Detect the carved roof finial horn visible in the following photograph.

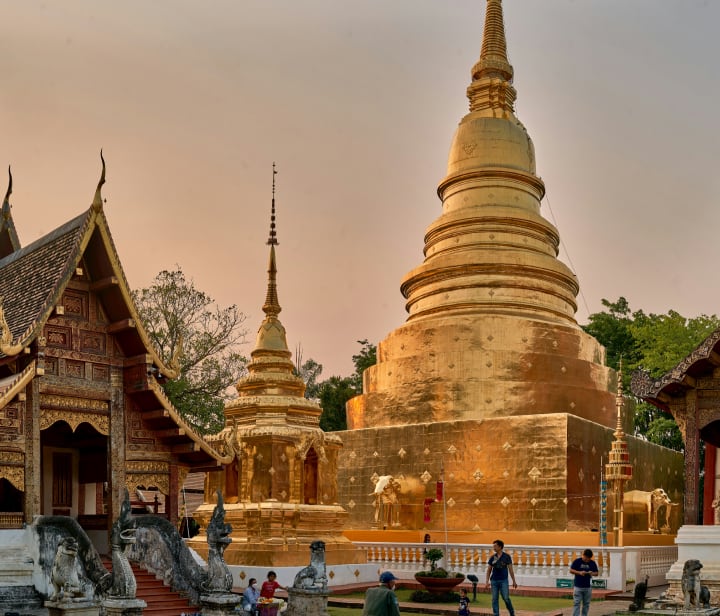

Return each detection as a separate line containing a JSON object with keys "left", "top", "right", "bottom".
{"left": 92, "top": 150, "right": 106, "bottom": 212}
{"left": 0, "top": 295, "right": 23, "bottom": 356}
{"left": 2, "top": 166, "right": 12, "bottom": 220}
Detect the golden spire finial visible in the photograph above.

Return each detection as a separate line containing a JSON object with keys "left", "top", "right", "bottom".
{"left": 615, "top": 357, "right": 625, "bottom": 438}
{"left": 91, "top": 150, "right": 106, "bottom": 212}
{"left": 2, "top": 166, "right": 12, "bottom": 221}
{"left": 468, "top": 0, "right": 517, "bottom": 114}
{"left": 262, "top": 163, "right": 281, "bottom": 319}
{"left": 268, "top": 162, "right": 278, "bottom": 247}
{"left": 474, "top": 0, "right": 513, "bottom": 81}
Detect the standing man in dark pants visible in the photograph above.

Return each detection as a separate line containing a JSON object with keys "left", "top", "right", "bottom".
{"left": 485, "top": 539, "right": 517, "bottom": 616}
{"left": 570, "top": 549, "right": 599, "bottom": 616}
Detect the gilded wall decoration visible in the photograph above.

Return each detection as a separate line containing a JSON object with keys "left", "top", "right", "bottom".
{"left": 40, "top": 409, "right": 109, "bottom": 435}
{"left": 126, "top": 474, "right": 169, "bottom": 494}
{"left": 0, "top": 464, "right": 24, "bottom": 491}
{"left": 0, "top": 403, "right": 22, "bottom": 441}
{"left": 41, "top": 395, "right": 109, "bottom": 412}
{"left": 126, "top": 460, "right": 171, "bottom": 494}
{"left": 126, "top": 460, "right": 169, "bottom": 474}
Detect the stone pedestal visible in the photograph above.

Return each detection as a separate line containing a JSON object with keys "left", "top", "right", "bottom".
{"left": 102, "top": 597, "right": 146, "bottom": 616}
{"left": 285, "top": 588, "right": 329, "bottom": 616}
{"left": 46, "top": 599, "right": 100, "bottom": 616}
{"left": 666, "top": 525, "right": 720, "bottom": 605}
{"left": 199, "top": 592, "right": 242, "bottom": 616}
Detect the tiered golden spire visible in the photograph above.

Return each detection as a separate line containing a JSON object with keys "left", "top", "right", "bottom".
{"left": 605, "top": 361, "right": 633, "bottom": 546}
{"left": 262, "top": 162, "right": 281, "bottom": 320}
{"left": 605, "top": 361, "right": 633, "bottom": 481}
{"left": 468, "top": 0, "right": 517, "bottom": 115}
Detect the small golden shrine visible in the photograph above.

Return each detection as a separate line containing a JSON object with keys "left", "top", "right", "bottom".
{"left": 188, "top": 171, "right": 362, "bottom": 566}
{"left": 605, "top": 365, "right": 633, "bottom": 545}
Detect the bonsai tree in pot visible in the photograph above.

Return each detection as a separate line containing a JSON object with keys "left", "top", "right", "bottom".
{"left": 415, "top": 548, "right": 465, "bottom": 594}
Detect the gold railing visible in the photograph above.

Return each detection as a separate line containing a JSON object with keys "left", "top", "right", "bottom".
{"left": 0, "top": 512, "right": 23, "bottom": 528}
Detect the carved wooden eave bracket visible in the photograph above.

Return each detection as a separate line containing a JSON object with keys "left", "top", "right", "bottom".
{"left": 0, "top": 360, "right": 36, "bottom": 410}
{"left": 631, "top": 327, "right": 720, "bottom": 405}
{"left": 147, "top": 376, "right": 232, "bottom": 465}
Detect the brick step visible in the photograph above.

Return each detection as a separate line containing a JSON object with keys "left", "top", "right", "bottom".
{"left": 100, "top": 557, "right": 197, "bottom": 615}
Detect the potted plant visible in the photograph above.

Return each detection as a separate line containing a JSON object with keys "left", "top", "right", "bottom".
{"left": 414, "top": 548, "right": 465, "bottom": 594}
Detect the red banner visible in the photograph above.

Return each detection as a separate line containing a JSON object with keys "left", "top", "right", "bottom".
{"left": 424, "top": 498, "right": 434, "bottom": 522}
{"left": 436, "top": 481, "right": 444, "bottom": 502}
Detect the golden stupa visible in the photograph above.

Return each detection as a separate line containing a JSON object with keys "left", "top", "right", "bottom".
{"left": 337, "top": 0, "right": 683, "bottom": 534}
{"left": 189, "top": 174, "right": 363, "bottom": 566}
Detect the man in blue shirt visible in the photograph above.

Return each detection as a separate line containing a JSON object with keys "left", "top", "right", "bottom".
{"left": 484, "top": 539, "right": 517, "bottom": 616}
{"left": 570, "top": 549, "right": 599, "bottom": 616}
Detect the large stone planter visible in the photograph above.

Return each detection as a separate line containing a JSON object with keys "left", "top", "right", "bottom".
{"left": 414, "top": 574, "right": 464, "bottom": 594}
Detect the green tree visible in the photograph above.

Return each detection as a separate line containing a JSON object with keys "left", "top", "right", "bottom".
{"left": 315, "top": 339, "right": 378, "bottom": 431}
{"left": 583, "top": 298, "right": 720, "bottom": 451}
{"left": 351, "top": 339, "right": 377, "bottom": 392}
{"left": 294, "top": 346, "right": 323, "bottom": 400}
{"left": 133, "top": 266, "right": 248, "bottom": 435}
{"left": 318, "top": 375, "right": 355, "bottom": 431}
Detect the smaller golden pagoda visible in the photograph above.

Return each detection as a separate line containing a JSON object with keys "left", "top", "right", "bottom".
{"left": 188, "top": 169, "right": 362, "bottom": 566}
{"left": 605, "top": 363, "right": 633, "bottom": 546}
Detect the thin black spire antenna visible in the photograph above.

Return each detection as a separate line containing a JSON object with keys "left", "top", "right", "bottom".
{"left": 268, "top": 162, "right": 278, "bottom": 246}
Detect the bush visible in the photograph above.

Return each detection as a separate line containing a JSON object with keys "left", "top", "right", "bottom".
{"left": 410, "top": 590, "right": 461, "bottom": 603}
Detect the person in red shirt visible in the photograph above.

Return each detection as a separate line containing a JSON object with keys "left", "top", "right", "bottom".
{"left": 260, "top": 571, "right": 285, "bottom": 599}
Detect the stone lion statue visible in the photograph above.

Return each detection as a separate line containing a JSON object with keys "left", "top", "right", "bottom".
{"left": 49, "top": 536, "right": 83, "bottom": 602}
{"left": 292, "top": 541, "right": 327, "bottom": 592}
{"left": 682, "top": 559, "right": 711, "bottom": 609}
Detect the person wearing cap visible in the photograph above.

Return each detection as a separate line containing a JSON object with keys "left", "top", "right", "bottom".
{"left": 362, "top": 571, "right": 400, "bottom": 616}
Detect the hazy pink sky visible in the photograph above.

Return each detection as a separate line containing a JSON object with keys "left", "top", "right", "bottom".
{"left": 1, "top": 1, "right": 718, "bottom": 377}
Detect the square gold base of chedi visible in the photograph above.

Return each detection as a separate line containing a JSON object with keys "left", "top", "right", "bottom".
{"left": 336, "top": 414, "right": 684, "bottom": 533}
{"left": 187, "top": 502, "right": 366, "bottom": 567}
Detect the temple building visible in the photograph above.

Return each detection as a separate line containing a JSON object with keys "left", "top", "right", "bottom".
{"left": 632, "top": 331, "right": 720, "bottom": 526}
{"left": 188, "top": 178, "right": 362, "bottom": 567}
{"left": 337, "top": 0, "right": 683, "bottom": 534}
{"left": 0, "top": 161, "right": 228, "bottom": 550}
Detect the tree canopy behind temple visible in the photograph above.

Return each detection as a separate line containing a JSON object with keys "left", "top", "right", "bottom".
{"left": 583, "top": 297, "right": 720, "bottom": 451}
{"left": 296, "top": 339, "right": 377, "bottom": 432}
{"left": 133, "top": 266, "right": 248, "bottom": 434}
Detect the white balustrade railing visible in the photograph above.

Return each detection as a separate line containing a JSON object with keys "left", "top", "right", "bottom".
{"left": 354, "top": 541, "right": 678, "bottom": 591}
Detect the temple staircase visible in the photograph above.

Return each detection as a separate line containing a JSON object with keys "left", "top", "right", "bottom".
{"left": 0, "top": 529, "right": 43, "bottom": 612}
{"left": 103, "top": 558, "right": 199, "bottom": 616}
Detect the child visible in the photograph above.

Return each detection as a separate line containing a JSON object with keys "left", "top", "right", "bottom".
{"left": 260, "top": 571, "right": 285, "bottom": 599}
{"left": 458, "top": 588, "right": 470, "bottom": 616}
